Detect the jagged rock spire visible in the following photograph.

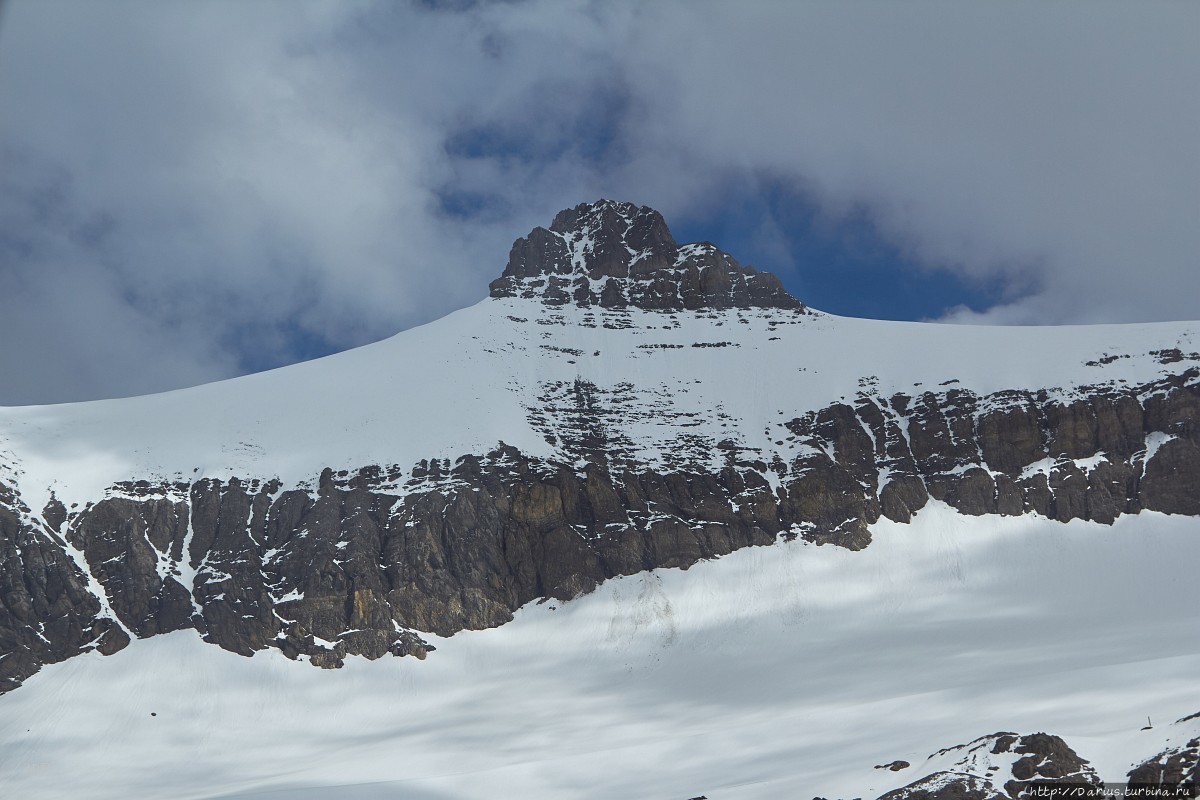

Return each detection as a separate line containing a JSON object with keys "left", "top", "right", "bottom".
{"left": 489, "top": 199, "right": 804, "bottom": 311}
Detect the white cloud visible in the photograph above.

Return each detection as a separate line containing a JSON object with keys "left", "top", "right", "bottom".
{"left": 609, "top": 0, "right": 1200, "bottom": 323}
{"left": 0, "top": 0, "right": 1196, "bottom": 402}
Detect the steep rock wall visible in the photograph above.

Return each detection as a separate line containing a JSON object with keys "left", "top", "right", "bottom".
{"left": 1, "top": 368, "right": 1195, "bottom": 691}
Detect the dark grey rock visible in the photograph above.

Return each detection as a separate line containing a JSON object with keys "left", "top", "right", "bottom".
{"left": 489, "top": 200, "right": 807, "bottom": 313}
{"left": 877, "top": 731, "right": 1101, "bottom": 800}
{"left": 0, "top": 480, "right": 127, "bottom": 694}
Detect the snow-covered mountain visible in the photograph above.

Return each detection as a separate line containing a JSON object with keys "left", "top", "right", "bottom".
{"left": 1, "top": 200, "right": 1197, "bottom": 798}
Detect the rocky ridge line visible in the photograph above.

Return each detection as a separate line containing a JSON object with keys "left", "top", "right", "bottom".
{"left": 864, "top": 715, "right": 1200, "bottom": 799}
{"left": 874, "top": 731, "right": 1103, "bottom": 799}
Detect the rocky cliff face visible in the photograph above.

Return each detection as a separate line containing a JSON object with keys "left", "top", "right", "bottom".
{"left": 783, "top": 367, "right": 1200, "bottom": 538}
{"left": 0, "top": 480, "right": 128, "bottom": 693}
{"left": 1, "top": 200, "right": 1198, "bottom": 698}
{"left": 3, "top": 363, "right": 1195, "bottom": 693}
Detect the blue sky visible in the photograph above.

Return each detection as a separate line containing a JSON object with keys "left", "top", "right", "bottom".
{"left": 0, "top": 0, "right": 1196, "bottom": 403}
{"left": 669, "top": 179, "right": 1018, "bottom": 323}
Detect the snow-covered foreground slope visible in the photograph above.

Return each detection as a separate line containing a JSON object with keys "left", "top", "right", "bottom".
{"left": 2, "top": 503, "right": 1197, "bottom": 799}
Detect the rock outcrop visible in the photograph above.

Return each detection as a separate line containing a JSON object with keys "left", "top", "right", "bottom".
{"left": 877, "top": 731, "right": 1102, "bottom": 799}
{"left": 0, "top": 480, "right": 128, "bottom": 694}
{"left": 1128, "top": 711, "right": 1200, "bottom": 789}
{"left": 489, "top": 200, "right": 804, "bottom": 311}
{"left": 784, "top": 368, "right": 1200, "bottom": 535}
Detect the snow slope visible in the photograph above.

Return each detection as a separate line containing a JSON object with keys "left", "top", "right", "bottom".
{"left": 1, "top": 503, "right": 1197, "bottom": 798}
{"left": 1, "top": 297, "right": 1195, "bottom": 515}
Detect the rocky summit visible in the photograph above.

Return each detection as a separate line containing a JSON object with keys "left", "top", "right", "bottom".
{"left": 488, "top": 199, "right": 802, "bottom": 311}
{"left": 1, "top": 201, "right": 1199, "bottom": 797}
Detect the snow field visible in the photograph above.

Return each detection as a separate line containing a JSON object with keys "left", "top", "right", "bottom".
{"left": 1, "top": 502, "right": 1197, "bottom": 799}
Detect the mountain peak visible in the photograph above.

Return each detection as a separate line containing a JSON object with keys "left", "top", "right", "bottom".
{"left": 489, "top": 199, "right": 804, "bottom": 312}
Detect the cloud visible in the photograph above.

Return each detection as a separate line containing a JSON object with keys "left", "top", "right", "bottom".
{"left": 0, "top": 1, "right": 473, "bottom": 402}
{"left": 607, "top": 0, "right": 1200, "bottom": 324}
{"left": 0, "top": 0, "right": 1196, "bottom": 403}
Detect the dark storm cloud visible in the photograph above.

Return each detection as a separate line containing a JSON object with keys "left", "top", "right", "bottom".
{"left": 0, "top": 0, "right": 1196, "bottom": 404}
